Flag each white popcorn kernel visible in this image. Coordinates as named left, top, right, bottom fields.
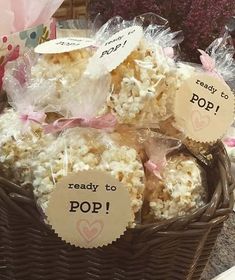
left=104, top=39, right=196, bottom=127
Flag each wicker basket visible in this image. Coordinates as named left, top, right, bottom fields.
left=0, top=143, right=234, bottom=280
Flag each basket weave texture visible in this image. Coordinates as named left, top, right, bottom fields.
left=0, top=143, right=234, bottom=280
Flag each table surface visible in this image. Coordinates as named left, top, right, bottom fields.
left=202, top=213, right=235, bottom=279
left=202, top=162, right=235, bottom=279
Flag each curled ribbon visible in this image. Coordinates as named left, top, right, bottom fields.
left=198, top=49, right=224, bottom=81
left=144, top=159, right=166, bottom=180
left=44, top=113, right=117, bottom=134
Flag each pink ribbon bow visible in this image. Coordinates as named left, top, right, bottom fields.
left=44, top=113, right=117, bottom=134
left=19, top=111, right=46, bottom=133
left=144, top=137, right=181, bottom=180
left=144, top=159, right=166, bottom=180
left=19, top=111, right=46, bottom=124
left=198, top=49, right=224, bottom=81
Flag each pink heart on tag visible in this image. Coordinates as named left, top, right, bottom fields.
left=77, top=219, right=104, bottom=243
left=191, top=110, right=211, bottom=131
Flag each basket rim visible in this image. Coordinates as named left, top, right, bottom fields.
left=0, top=142, right=234, bottom=236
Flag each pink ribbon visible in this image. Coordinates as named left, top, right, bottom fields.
left=44, top=113, right=117, bottom=134
left=198, top=49, right=224, bottom=81
left=144, top=159, right=166, bottom=180
left=223, top=137, right=235, bottom=148
left=19, top=111, right=46, bottom=133
left=19, top=111, right=46, bottom=125
left=144, top=137, right=181, bottom=180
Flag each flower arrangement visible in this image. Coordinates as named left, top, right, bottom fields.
left=88, top=0, right=235, bottom=61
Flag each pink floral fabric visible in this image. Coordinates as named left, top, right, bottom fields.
left=0, top=19, right=55, bottom=90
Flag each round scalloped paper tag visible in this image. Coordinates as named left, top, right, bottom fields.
left=34, top=37, right=94, bottom=54
left=174, top=73, right=234, bottom=143
left=86, top=26, right=143, bottom=73
left=45, top=170, right=132, bottom=248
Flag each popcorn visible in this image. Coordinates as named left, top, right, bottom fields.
left=145, top=154, right=206, bottom=220
left=104, top=40, right=195, bottom=125
left=30, top=49, right=93, bottom=109
left=0, top=111, right=208, bottom=225
left=0, top=108, right=55, bottom=185
left=99, top=145, right=144, bottom=214
left=31, top=128, right=145, bottom=225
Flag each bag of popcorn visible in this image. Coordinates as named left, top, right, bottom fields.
left=16, top=70, right=144, bottom=227
left=4, top=13, right=189, bottom=128
left=0, top=57, right=55, bottom=186
left=175, top=32, right=235, bottom=93
left=31, top=48, right=94, bottom=108
left=172, top=33, right=235, bottom=165
left=140, top=132, right=207, bottom=223
left=3, top=46, right=95, bottom=115
left=85, top=13, right=186, bottom=128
